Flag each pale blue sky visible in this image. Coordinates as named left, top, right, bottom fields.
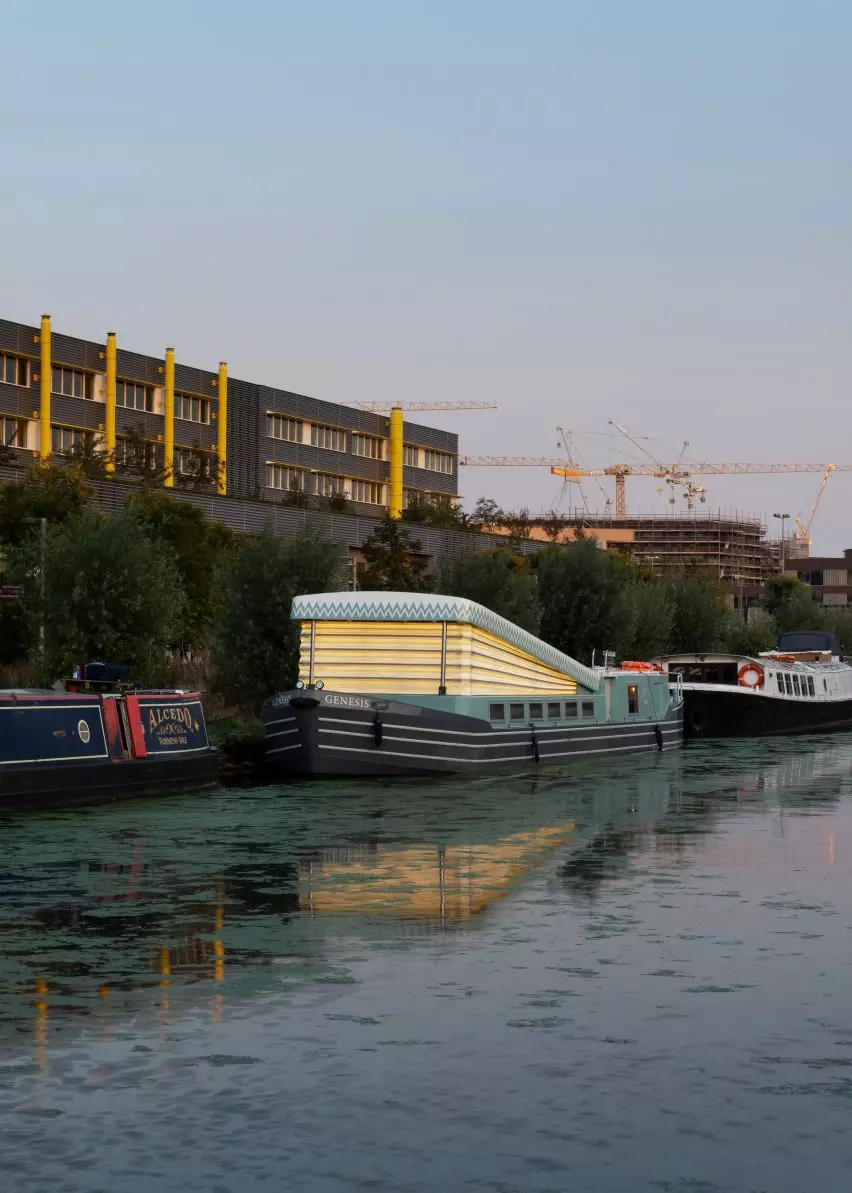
left=2, top=1, right=850, bottom=550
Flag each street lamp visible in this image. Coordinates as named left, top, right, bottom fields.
left=773, top=512, right=790, bottom=573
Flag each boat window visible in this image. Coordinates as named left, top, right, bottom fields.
left=529, top=702, right=543, bottom=721
left=792, top=674, right=801, bottom=696
left=775, top=674, right=784, bottom=693
left=581, top=700, right=595, bottom=719
left=823, top=678, right=827, bottom=693
left=784, top=674, right=793, bottom=695
left=509, top=703, right=524, bottom=721
left=807, top=676, right=815, bottom=697
left=627, top=684, right=639, bottom=714
left=547, top=702, right=561, bottom=719
left=489, top=703, right=505, bottom=721
left=564, top=701, right=578, bottom=718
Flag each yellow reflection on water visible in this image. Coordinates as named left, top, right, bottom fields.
left=300, top=823, right=575, bottom=922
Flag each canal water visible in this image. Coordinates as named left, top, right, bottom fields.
left=2, top=739, right=852, bottom=1192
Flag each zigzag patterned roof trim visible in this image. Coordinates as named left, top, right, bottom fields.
left=291, top=591, right=601, bottom=692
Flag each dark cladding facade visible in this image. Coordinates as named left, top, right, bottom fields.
left=0, top=317, right=458, bottom=515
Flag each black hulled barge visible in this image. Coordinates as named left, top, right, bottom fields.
left=654, top=631, right=852, bottom=738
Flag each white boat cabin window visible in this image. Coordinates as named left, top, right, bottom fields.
left=509, top=703, right=524, bottom=721
left=582, top=700, right=595, bottom=719
left=565, top=701, right=578, bottom=719
left=627, top=684, right=639, bottom=714
left=775, top=674, right=783, bottom=694
left=547, top=702, right=561, bottom=719
left=529, top=702, right=544, bottom=721
left=823, top=678, right=827, bottom=693
left=489, top=703, right=505, bottom=721
left=807, top=676, right=815, bottom=697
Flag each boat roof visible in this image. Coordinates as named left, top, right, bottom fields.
left=292, top=591, right=603, bottom=692
left=655, top=652, right=849, bottom=673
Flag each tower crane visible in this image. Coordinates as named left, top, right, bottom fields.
left=789, top=465, right=836, bottom=558
left=459, top=457, right=852, bottom=519
left=349, top=401, right=496, bottom=518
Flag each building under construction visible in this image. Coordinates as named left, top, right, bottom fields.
left=521, top=509, right=780, bottom=585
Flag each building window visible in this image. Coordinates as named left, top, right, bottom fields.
left=177, top=447, right=214, bottom=480
left=627, top=684, right=639, bottom=714
left=176, top=393, right=210, bottom=424
left=423, top=449, right=453, bottom=474
left=267, top=413, right=302, bottom=442
left=265, top=462, right=305, bottom=491
left=314, top=472, right=346, bottom=497
left=547, top=702, right=561, bottom=719
left=52, top=366, right=92, bottom=400
left=565, top=701, right=578, bottom=718
left=403, top=444, right=419, bottom=467
left=351, top=480, right=384, bottom=505
left=581, top=700, right=595, bottom=718
left=311, top=424, right=346, bottom=452
left=352, top=433, right=384, bottom=460
left=489, top=703, right=505, bottom=721
left=509, top=703, right=524, bottom=721
left=116, top=379, right=153, bottom=412
left=51, top=426, right=92, bottom=453
left=116, top=436, right=157, bottom=471
left=1, top=353, right=28, bottom=387
left=0, top=416, right=23, bottom=447
left=529, top=702, right=543, bottom=720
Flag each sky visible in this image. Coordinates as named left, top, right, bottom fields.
left=1, top=0, right=850, bottom=551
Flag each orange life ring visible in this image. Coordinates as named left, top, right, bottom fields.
left=738, top=663, right=764, bottom=689
left=622, top=661, right=653, bottom=672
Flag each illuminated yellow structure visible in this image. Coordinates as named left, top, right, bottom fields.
left=388, top=404, right=404, bottom=518
left=301, top=619, right=579, bottom=696
left=217, top=360, right=228, bottom=496
left=38, top=314, right=51, bottom=461
left=293, top=592, right=601, bottom=696
left=163, top=345, right=175, bottom=487
left=104, top=331, right=117, bottom=474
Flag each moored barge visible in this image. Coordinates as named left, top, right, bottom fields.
left=0, top=671, right=218, bottom=810
left=653, top=631, right=852, bottom=738
left=263, top=591, right=684, bottom=777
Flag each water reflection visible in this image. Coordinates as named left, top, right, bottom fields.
left=2, top=738, right=852, bottom=1071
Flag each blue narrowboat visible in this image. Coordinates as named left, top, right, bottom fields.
left=0, top=670, right=218, bottom=810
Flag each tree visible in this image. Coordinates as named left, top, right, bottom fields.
left=436, top=549, right=540, bottom=633
left=0, top=464, right=93, bottom=548
left=761, top=574, right=824, bottom=634
left=539, top=510, right=565, bottom=543
left=359, top=516, right=430, bottom=591
left=724, top=607, right=778, bottom=656
left=11, top=506, right=185, bottom=684
left=502, top=506, right=532, bottom=546
left=664, top=570, right=729, bottom=652
left=612, top=579, right=671, bottom=660
left=125, top=489, right=236, bottom=651
left=468, top=497, right=505, bottom=532
left=212, top=525, right=344, bottom=709
left=536, top=538, right=632, bottom=663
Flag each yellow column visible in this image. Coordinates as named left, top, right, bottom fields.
left=104, top=331, right=117, bottom=475
left=217, top=361, right=228, bottom=496
left=163, top=346, right=175, bottom=488
left=389, top=405, right=403, bottom=518
left=39, top=314, right=51, bottom=461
